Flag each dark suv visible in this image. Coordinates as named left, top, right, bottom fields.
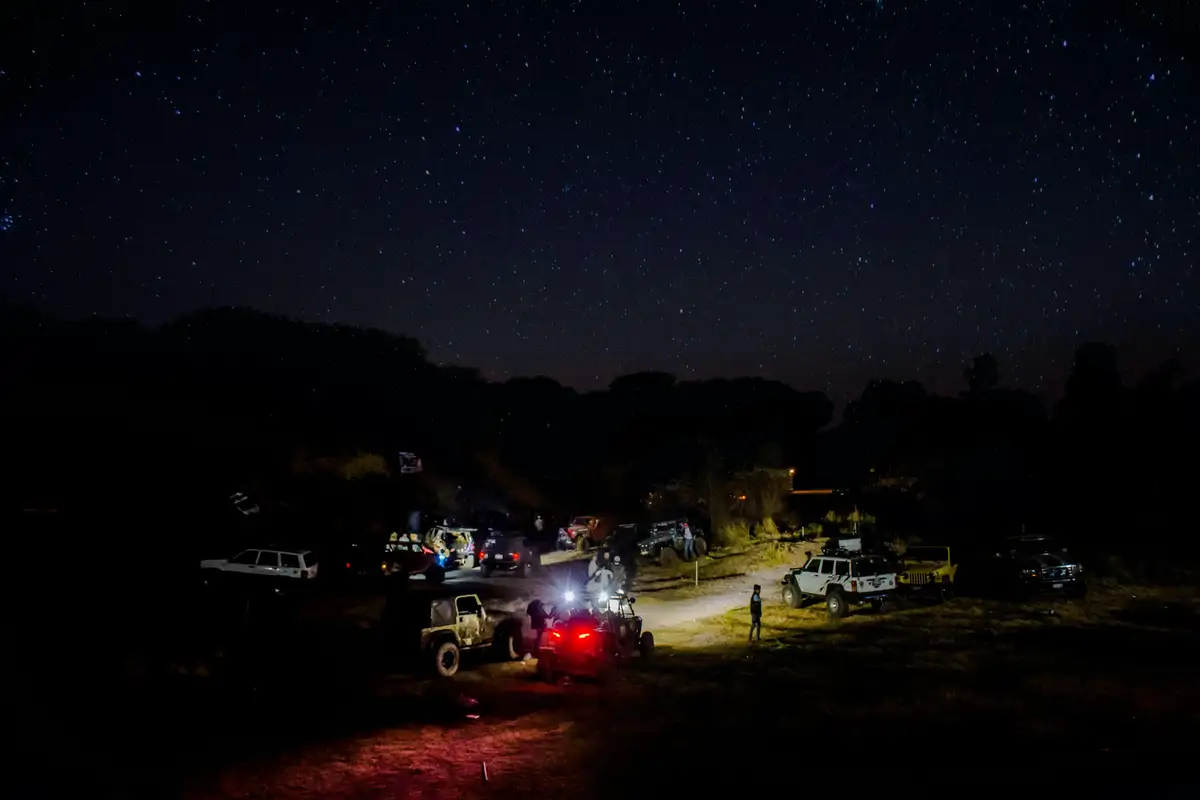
left=479, top=534, right=542, bottom=578
left=969, top=534, right=1086, bottom=599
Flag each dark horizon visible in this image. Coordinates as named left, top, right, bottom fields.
left=6, top=298, right=1197, bottom=409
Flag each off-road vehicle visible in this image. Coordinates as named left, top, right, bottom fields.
left=556, top=515, right=613, bottom=551
left=896, top=544, right=958, bottom=602
left=388, top=592, right=524, bottom=677
left=383, top=531, right=446, bottom=583
left=636, top=518, right=708, bottom=565
left=537, top=592, right=654, bottom=683
left=423, top=524, right=478, bottom=570
left=781, top=546, right=897, bottom=618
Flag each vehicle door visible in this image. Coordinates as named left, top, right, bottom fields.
left=455, top=595, right=484, bottom=645
left=833, top=558, right=851, bottom=589
left=795, top=557, right=824, bottom=594
left=226, top=549, right=260, bottom=575
left=278, top=551, right=301, bottom=579
left=256, top=550, right=280, bottom=577
left=815, top=558, right=837, bottom=593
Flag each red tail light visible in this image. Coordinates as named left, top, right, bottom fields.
left=511, top=552, right=520, bottom=560
left=577, top=632, right=590, bottom=640
left=345, top=562, right=351, bottom=570
left=422, top=547, right=434, bottom=555
left=551, top=630, right=562, bottom=640
left=850, top=580, right=858, bottom=592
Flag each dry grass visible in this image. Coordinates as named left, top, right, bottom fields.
left=103, top=577, right=1200, bottom=798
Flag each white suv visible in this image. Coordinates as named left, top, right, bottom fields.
left=200, top=547, right=319, bottom=581
left=781, top=551, right=897, bottom=618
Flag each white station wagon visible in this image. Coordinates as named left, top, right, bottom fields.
left=200, top=547, right=319, bottom=581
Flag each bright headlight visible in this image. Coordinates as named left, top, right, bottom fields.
left=563, top=590, right=576, bottom=602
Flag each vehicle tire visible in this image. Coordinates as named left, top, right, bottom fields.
left=694, top=536, right=708, bottom=557
left=870, top=596, right=894, bottom=614
left=658, top=547, right=679, bottom=568
left=433, top=640, right=460, bottom=677
left=576, top=536, right=589, bottom=553
left=826, top=588, right=848, bottom=619
left=638, top=631, right=655, bottom=659
left=481, top=565, right=494, bottom=578
left=939, top=581, right=955, bottom=603
left=537, top=654, right=557, bottom=684
left=516, top=562, right=528, bottom=578
left=494, top=627, right=521, bottom=661
left=426, top=564, right=446, bottom=584
left=783, top=584, right=802, bottom=609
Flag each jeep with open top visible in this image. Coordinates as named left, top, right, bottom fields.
left=387, top=592, right=524, bottom=677
left=781, top=543, right=897, bottom=618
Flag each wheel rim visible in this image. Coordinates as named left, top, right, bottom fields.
left=830, top=596, right=840, bottom=613
left=441, top=650, right=456, bottom=669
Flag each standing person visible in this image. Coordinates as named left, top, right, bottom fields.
left=611, top=555, right=628, bottom=592
left=748, top=584, right=763, bottom=642
left=587, top=550, right=601, bottom=581
left=527, top=598, right=549, bottom=650
left=682, top=523, right=695, bottom=561
left=534, top=514, right=544, bottom=533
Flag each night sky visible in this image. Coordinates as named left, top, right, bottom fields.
left=2, top=1, right=1197, bottom=403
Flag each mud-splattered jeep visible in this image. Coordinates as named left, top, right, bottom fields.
left=388, top=593, right=524, bottom=677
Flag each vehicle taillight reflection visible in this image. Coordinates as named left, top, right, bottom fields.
left=577, top=632, right=590, bottom=640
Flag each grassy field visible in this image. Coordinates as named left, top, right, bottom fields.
left=151, top=578, right=1200, bottom=798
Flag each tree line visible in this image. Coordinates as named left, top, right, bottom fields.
left=4, top=303, right=1197, bottom=552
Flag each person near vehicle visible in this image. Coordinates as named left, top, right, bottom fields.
left=610, top=554, right=628, bottom=591
left=587, top=551, right=601, bottom=580
left=589, top=563, right=615, bottom=605
left=527, top=598, right=549, bottom=650
left=749, top=584, right=763, bottom=642
left=683, top=524, right=695, bottom=561
left=534, top=515, right=544, bottom=533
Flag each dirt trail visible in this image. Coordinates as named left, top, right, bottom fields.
left=633, top=566, right=785, bottom=631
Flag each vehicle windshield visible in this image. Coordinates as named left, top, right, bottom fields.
left=571, top=516, right=594, bottom=526
left=903, top=546, right=947, bottom=562
left=1007, top=537, right=1062, bottom=555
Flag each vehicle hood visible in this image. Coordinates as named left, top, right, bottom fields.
left=200, top=558, right=228, bottom=569
left=1031, top=552, right=1075, bottom=568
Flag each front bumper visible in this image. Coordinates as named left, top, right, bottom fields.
left=1023, top=576, right=1084, bottom=595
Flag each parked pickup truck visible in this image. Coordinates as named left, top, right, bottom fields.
left=781, top=549, right=897, bottom=618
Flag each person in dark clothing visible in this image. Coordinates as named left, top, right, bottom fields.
left=527, top=599, right=549, bottom=650
left=748, top=584, right=763, bottom=642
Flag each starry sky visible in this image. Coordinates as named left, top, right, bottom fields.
left=2, top=1, right=1197, bottom=403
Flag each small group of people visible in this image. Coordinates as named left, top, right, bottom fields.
left=586, top=548, right=630, bottom=598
